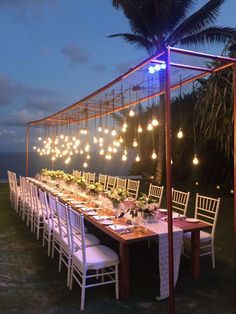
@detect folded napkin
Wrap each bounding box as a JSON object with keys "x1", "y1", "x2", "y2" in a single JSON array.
[
  {"x1": 108, "y1": 224, "x2": 129, "y2": 231},
  {"x1": 81, "y1": 207, "x2": 95, "y2": 212},
  {"x1": 93, "y1": 215, "x2": 110, "y2": 220}
]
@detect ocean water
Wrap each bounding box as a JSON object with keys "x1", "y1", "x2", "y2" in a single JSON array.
[{"x1": 0, "y1": 152, "x2": 134, "y2": 181}]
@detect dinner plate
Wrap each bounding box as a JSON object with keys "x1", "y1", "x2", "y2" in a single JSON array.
[
  {"x1": 101, "y1": 220, "x2": 113, "y2": 225},
  {"x1": 86, "y1": 211, "x2": 97, "y2": 216},
  {"x1": 159, "y1": 208, "x2": 168, "y2": 213},
  {"x1": 108, "y1": 224, "x2": 128, "y2": 231},
  {"x1": 185, "y1": 218, "x2": 199, "y2": 223},
  {"x1": 93, "y1": 215, "x2": 110, "y2": 220}
]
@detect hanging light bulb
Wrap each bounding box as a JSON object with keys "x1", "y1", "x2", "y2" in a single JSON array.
[
  {"x1": 98, "y1": 125, "x2": 102, "y2": 132},
  {"x1": 138, "y1": 124, "x2": 143, "y2": 133},
  {"x1": 192, "y1": 154, "x2": 199, "y2": 165},
  {"x1": 108, "y1": 146, "x2": 112, "y2": 152},
  {"x1": 33, "y1": 146, "x2": 37, "y2": 150},
  {"x1": 83, "y1": 162, "x2": 88, "y2": 168},
  {"x1": 83, "y1": 128, "x2": 88, "y2": 135},
  {"x1": 99, "y1": 148, "x2": 104, "y2": 155},
  {"x1": 51, "y1": 156, "x2": 56, "y2": 161},
  {"x1": 177, "y1": 128, "x2": 184, "y2": 139},
  {"x1": 105, "y1": 153, "x2": 110, "y2": 160},
  {"x1": 152, "y1": 117, "x2": 159, "y2": 126},
  {"x1": 135, "y1": 154, "x2": 140, "y2": 162},
  {"x1": 107, "y1": 153, "x2": 112, "y2": 160},
  {"x1": 60, "y1": 134, "x2": 64, "y2": 139},
  {"x1": 119, "y1": 136, "x2": 123, "y2": 143},
  {"x1": 122, "y1": 122, "x2": 128, "y2": 129},
  {"x1": 113, "y1": 147, "x2": 117, "y2": 153},
  {"x1": 72, "y1": 136, "x2": 76, "y2": 141},
  {"x1": 86, "y1": 154, "x2": 90, "y2": 160},
  {"x1": 122, "y1": 154, "x2": 127, "y2": 161},
  {"x1": 111, "y1": 128, "x2": 116, "y2": 136},
  {"x1": 38, "y1": 137, "x2": 42, "y2": 141},
  {"x1": 80, "y1": 129, "x2": 84, "y2": 135},
  {"x1": 151, "y1": 149, "x2": 157, "y2": 159},
  {"x1": 93, "y1": 136, "x2": 98, "y2": 144},
  {"x1": 99, "y1": 142, "x2": 103, "y2": 147},
  {"x1": 104, "y1": 128, "x2": 109, "y2": 134},
  {"x1": 147, "y1": 122, "x2": 153, "y2": 131},
  {"x1": 133, "y1": 138, "x2": 138, "y2": 147},
  {"x1": 84, "y1": 143, "x2": 90, "y2": 152},
  {"x1": 80, "y1": 149, "x2": 84, "y2": 155},
  {"x1": 171, "y1": 159, "x2": 173, "y2": 165},
  {"x1": 129, "y1": 108, "x2": 135, "y2": 117},
  {"x1": 99, "y1": 136, "x2": 104, "y2": 143}
]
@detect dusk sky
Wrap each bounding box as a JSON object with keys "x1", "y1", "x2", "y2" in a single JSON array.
[{"x1": 0, "y1": 0, "x2": 236, "y2": 152}]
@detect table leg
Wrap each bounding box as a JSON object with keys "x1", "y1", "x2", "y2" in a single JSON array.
[
  {"x1": 191, "y1": 230, "x2": 200, "y2": 278},
  {"x1": 119, "y1": 242, "x2": 129, "y2": 299}
]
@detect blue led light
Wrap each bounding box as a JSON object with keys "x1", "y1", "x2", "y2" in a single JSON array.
[
  {"x1": 148, "y1": 66, "x2": 155, "y2": 74},
  {"x1": 148, "y1": 62, "x2": 166, "y2": 74}
]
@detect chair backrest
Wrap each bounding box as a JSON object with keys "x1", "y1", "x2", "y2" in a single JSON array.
[
  {"x1": 48, "y1": 193, "x2": 58, "y2": 229},
  {"x1": 195, "y1": 193, "x2": 220, "y2": 237},
  {"x1": 106, "y1": 175, "x2": 117, "y2": 191},
  {"x1": 68, "y1": 207, "x2": 86, "y2": 264},
  {"x1": 38, "y1": 188, "x2": 50, "y2": 221},
  {"x1": 127, "y1": 179, "x2": 140, "y2": 199},
  {"x1": 82, "y1": 171, "x2": 89, "y2": 182},
  {"x1": 88, "y1": 172, "x2": 96, "y2": 184},
  {"x1": 148, "y1": 184, "x2": 164, "y2": 207},
  {"x1": 172, "y1": 188, "x2": 190, "y2": 216},
  {"x1": 116, "y1": 177, "x2": 127, "y2": 189},
  {"x1": 73, "y1": 170, "x2": 82, "y2": 178},
  {"x1": 56, "y1": 199, "x2": 70, "y2": 244},
  {"x1": 98, "y1": 174, "x2": 107, "y2": 188},
  {"x1": 31, "y1": 184, "x2": 40, "y2": 215}
]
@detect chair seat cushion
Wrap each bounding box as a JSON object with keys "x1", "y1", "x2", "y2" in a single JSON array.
[
  {"x1": 73, "y1": 245, "x2": 119, "y2": 270},
  {"x1": 183, "y1": 230, "x2": 212, "y2": 241},
  {"x1": 75, "y1": 233, "x2": 100, "y2": 248}
]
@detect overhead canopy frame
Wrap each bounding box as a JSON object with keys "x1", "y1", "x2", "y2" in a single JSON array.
[{"x1": 26, "y1": 46, "x2": 236, "y2": 313}]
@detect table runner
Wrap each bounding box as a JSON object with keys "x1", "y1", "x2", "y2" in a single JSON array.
[{"x1": 146, "y1": 220, "x2": 183, "y2": 300}]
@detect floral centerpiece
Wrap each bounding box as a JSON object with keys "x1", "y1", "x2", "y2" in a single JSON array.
[
  {"x1": 40, "y1": 169, "x2": 65, "y2": 180},
  {"x1": 64, "y1": 174, "x2": 75, "y2": 184},
  {"x1": 125, "y1": 193, "x2": 158, "y2": 220},
  {"x1": 107, "y1": 187, "x2": 128, "y2": 208},
  {"x1": 88, "y1": 182, "x2": 104, "y2": 194},
  {"x1": 75, "y1": 176, "x2": 87, "y2": 190}
]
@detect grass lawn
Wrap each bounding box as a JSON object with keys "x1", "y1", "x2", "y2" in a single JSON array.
[{"x1": 0, "y1": 182, "x2": 235, "y2": 314}]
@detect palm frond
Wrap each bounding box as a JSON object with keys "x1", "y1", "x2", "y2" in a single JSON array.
[
  {"x1": 174, "y1": 27, "x2": 236, "y2": 46},
  {"x1": 108, "y1": 33, "x2": 155, "y2": 53},
  {"x1": 167, "y1": 0, "x2": 226, "y2": 45}
]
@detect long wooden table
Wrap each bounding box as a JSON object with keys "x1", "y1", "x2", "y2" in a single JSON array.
[{"x1": 30, "y1": 178, "x2": 210, "y2": 299}]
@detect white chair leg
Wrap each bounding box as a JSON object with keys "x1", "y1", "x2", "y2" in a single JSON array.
[
  {"x1": 69, "y1": 265, "x2": 74, "y2": 290},
  {"x1": 67, "y1": 257, "x2": 72, "y2": 287},
  {"x1": 81, "y1": 275, "x2": 86, "y2": 311},
  {"x1": 58, "y1": 250, "x2": 62, "y2": 272},
  {"x1": 115, "y1": 265, "x2": 119, "y2": 300},
  {"x1": 212, "y1": 241, "x2": 215, "y2": 269}
]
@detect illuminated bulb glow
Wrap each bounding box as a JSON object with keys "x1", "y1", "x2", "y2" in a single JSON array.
[
  {"x1": 192, "y1": 154, "x2": 199, "y2": 165},
  {"x1": 98, "y1": 125, "x2": 102, "y2": 132},
  {"x1": 86, "y1": 154, "x2": 90, "y2": 160},
  {"x1": 152, "y1": 118, "x2": 159, "y2": 126},
  {"x1": 123, "y1": 122, "x2": 128, "y2": 129},
  {"x1": 147, "y1": 123, "x2": 153, "y2": 131},
  {"x1": 104, "y1": 128, "x2": 109, "y2": 134},
  {"x1": 151, "y1": 150, "x2": 157, "y2": 159},
  {"x1": 33, "y1": 146, "x2": 37, "y2": 150},
  {"x1": 133, "y1": 139, "x2": 138, "y2": 147},
  {"x1": 122, "y1": 154, "x2": 127, "y2": 161},
  {"x1": 83, "y1": 162, "x2": 88, "y2": 168},
  {"x1": 111, "y1": 129, "x2": 116, "y2": 136},
  {"x1": 38, "y1": 137, "x2": 42, "y2": 141},
  {"x1": 138, "y1": 124, "x2": 143, "y2": 133},
  {"x1": 135, "y1": 154, "x2": 140, "y2": 162},
  {"x1": 99, "y1": 149, "x2": 104, "y2": 155},
  {"x1": 177, "y1": 128, "x2": 184, "y2": 139},
  {"x1": 93, "y1": 136, "x2": 98, "y2": 143},
  {"x1": 119, "y1": 136, "x2": 123, "y2": 143},
  {"x1": 129, "y1": 109, "x2": 135, "y2": 117}
]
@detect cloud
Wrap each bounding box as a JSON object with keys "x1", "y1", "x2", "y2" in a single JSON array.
[
  {"x1": 24, "y1": 95, "x2": 61, "y2": 112},
  {"x1": 0, "y1": 109, "x2": 45, "y2": 127},
  {"x1": 0, "y1": 73, "x2": 60, "y2": 110},
  {"x1": 0, "y1": 128, "x2": 15, "y2": 138},
  {"x1": 91, "y1": 64, "x2": 107, "y2": 74},
  {"x1": 62, "y1": 44, "x2": 90, "y2": 64}
]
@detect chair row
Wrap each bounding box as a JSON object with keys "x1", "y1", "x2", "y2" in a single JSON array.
[{"x1": 8, "y1": 174, "x2": 119, "y2": 311}]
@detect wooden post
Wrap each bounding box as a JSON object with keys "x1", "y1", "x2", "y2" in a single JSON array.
[
  {"x1": 165, "y1": 46, "x2": 175, "y2": 313},
  {"x1": 233, "y1": 65, "x2": 236, "y2": 302},
  {"x1": 26, "y1": 124, "x2": 29, "y2": 177}
]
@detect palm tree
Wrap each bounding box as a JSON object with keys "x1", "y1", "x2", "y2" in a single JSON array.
[
  {"x1": 109, "y1": 0, "x2": 236, "y2": 184},
  {"x1": 194, "y1": 39, "x2": 236, "y2": 158}
]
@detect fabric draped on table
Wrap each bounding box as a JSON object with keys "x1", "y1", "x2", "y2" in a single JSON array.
[{"x1": 146, "y1": 220, "x2": 183, "y2": 300}]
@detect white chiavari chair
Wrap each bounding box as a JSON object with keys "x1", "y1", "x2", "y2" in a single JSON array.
[
  {"x1": 68, "y1": 208, "x2": 119, "y2": 311},
  {"x1": 172, "y1": 188, "x2": 190, "y2": 216},
  {"x1": 38, "y1": 188, "x2": 53, "y2": 256},
  {"x1": 127, "y1": 179, "x2": 140, "y2": 199},
  {"x1": 98, "y1": 174, "x2": 107, "y2": 190},
  {"x1": 82, "y1": 171, "x2": 89, "y2": 182},
  {"x1": 183, "y1": 193, "x2": 220, "y2": 269},
  {"x1": 88, "y1": 172, "x2": 96, "y2": 184},
  {"x1": 73, "y1": 170, "x2": 82, "y2": 178},
  {"x1": 31, "y1": 184, "x2": 44, "y2": 240},
  {"x1": 116, "y1": 177, "x2": 127, "y2": 190},
  {"x1": 106, "y1": 175, "x2": 116, "y2": 191},
  {"x1": 148, "y1": 184, "x2": 164, "y2": 207},
  {"x1": 48, "y1": 193, "x2": 61, "y2": 258}
]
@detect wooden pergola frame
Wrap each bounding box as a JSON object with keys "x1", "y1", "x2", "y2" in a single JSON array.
[{"x1": 26, "y1": 46, "x2": 236, "y2": 313}]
